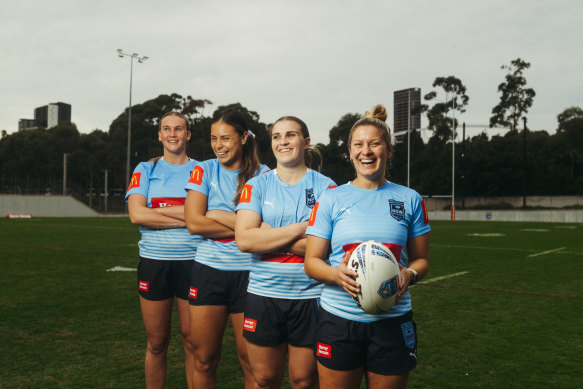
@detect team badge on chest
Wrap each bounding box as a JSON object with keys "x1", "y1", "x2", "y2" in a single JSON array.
[
  {"x1": 305, "y1": 188, "x2": 315, "y2": 208},
  {"x1": 389, "y1": 199, "x2": 405, "y2": 221}
]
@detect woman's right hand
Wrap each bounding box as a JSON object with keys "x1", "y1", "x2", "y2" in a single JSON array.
[{"x1": 336, "y1": 250, "x2": 360, "y2": 298}]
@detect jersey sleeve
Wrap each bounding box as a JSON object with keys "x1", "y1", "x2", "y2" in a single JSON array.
[
  {"x1": 235, "y1": 176, "x2": 263, "y2": 216},
  {"x1": 408, "y1": 192, "x2": 431, "y2": 237},
  {"x1": 185, "y1": 161, "x2": 209, "y2": 196},
  {"x1": 306, "y1": 189, "x2": 333, "y2": 240},
  {"x1": 258, "y1": 164, "x2": 271, "y2": 175},
  {"x1": 125, "y1": 162, "x2": 150, "y2": 202}
]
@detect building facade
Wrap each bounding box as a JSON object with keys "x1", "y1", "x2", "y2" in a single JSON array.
[
  {"x1": 393, "y1": 88, "x2": 421, "y2": 140},
  {"x1": 33, "y1": 102, "x2": 71, "y2": 128}
]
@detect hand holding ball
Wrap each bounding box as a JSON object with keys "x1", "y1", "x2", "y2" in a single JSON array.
[{"x1": 348, "y1": 240, "x2": 401, "y2": 315}]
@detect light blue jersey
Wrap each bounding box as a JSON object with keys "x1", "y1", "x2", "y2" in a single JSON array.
[
  {"x1": 125, "y1": 158, "x2": 201, "y2": 260},
  {"x1": 306, "y1": 181, "x2": 430, "y2": 322},
  {"x1": 236, "y1": 169, "x2": 336, "y2": 299},
  {"x1": 185, "y1": 158, "x2": 270, "y2": 271}
]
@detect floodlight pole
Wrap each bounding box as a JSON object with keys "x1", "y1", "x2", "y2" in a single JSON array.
[
  {"x1": 522, "y1": 117, "x2": 527, "y2": 208},
  {"x1": 117, "y1": 49, "x2": 148, "y2": 190},
  {"x1": 451, "y1": 95, "x2": 456, "y2": 221},
  {"x1": 63, "y1": 153, "x2": 70, "y2": 195},
  {"x1": 407, "y1": 90, "x2": 411, "y2": 187}
]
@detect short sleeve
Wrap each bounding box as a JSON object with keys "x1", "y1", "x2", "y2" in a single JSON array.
[
  {"x1": 408, "y1": 193, "x2": 431, "y2": 237},
  {"x1": 306, "y1": 189, "x2": 333, "y2": 240},
  {"x1": 125, "y1": 162, "x2": 150, "y2": 202},
  {"x1": 185, "y1": 161, "x2": 210, "y2": 196},
  {"x1": 236, "y1": 176, "x2": 263, "y2": 216}
]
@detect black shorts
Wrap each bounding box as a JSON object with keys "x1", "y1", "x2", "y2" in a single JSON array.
[
  {"x1": 137, "y1": 257, "x2": 194, "y2": 301},
  {"x1": 243, "y1": 293, "x2": 320, "y2": 347},
  {"x1": 188, "y1": 261, "x2": 249, "y2": 313},
  {"x1": 315, "y1": 310, "x2": 417, "y2": 375}
]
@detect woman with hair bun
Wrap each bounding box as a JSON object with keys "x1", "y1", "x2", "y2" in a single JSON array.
[
  {"x1": 235, "y1": 116, "x2": 336, "y2": 388},
  {"x1": 126, "y1": 112, "x2": 200, "y2": 389},
  {"x1": 304, "y1": 104, "x2": 430, "y2": 388},
  {"x1": 184, "y1": 109, "x2": 269, "y2": 389}
]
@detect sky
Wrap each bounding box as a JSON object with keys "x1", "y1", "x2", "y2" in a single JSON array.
[{"x1": 2, "y1": 0, "x2": 582, "y2": 145}]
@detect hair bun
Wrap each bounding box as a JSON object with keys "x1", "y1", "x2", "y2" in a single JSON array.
[{"x1": 364, "y1": 104, "x2": 388, "y2": 122}]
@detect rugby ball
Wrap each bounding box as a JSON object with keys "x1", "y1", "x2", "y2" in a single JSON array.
[{"x1": 348, "y1": 240, "x2": 401, "y2": 315}]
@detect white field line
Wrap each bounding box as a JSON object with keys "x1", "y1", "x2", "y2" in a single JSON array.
[
  {"x1": 432, "y1": 244, "x2": 582, "y2": 257},
  {"x1": 412, "y1": 271, "x2": 469, "y2": 287},
  {"x1": 528, "y1": 247, "x2": 566, "y2": 258},
  {"x1": 106, "y1": 266, "x2": 136, "y2": 272}
]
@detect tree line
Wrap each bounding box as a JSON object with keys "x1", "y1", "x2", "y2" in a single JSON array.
[{"x1": 1, "y1": 59, "x2": 581, "y2": 212}]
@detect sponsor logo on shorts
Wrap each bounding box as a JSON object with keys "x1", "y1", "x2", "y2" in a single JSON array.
[
  {"x1": 128, "y1": 173, "x2": 141, "y2": 190},
  {"x1": 189, "y1": 165, "x2": 204, "y2": 185},
  {"x1": 243, "y1": 318, "x2": 257, "y2": 332},
  {"x1": 189, "y1": 287, "x2": 198, "y2": 299},
  {"x1": 138, "y1": 280, "x2": 149, "y2": 292},
  {"x1": 316, "y1": 342, "x2": 332, "y2": 358}
]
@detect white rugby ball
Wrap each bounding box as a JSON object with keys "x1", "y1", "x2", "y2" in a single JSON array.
[{"x1": 348, "y1": 240, "x2": 401, "y2": 315}]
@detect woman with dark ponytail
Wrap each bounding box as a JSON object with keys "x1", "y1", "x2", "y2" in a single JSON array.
[{"x1": 184, "y1": 110, "x2": 269, "y2": 388}]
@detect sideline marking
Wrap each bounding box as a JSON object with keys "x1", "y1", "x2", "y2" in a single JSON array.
[
  {"x1": 419, "y1": 271, "x2": 469, "y2": 284},
  {"x1": 528, "y1": 247, "x2": 565, "y2": 257},
  {"x1": 467, "y1": 233, "x2": 505, "y2": 237},
  {"x1": 417, "y1": 283, "x2": 582, "y2": 301},
  {"x1": 521, "y1": 228, "x2": 550, "y2": 232},
  {"x1": 106, "y1": 266, "x2": 136, "y2": 272},
  {"x1": 409, "y1": 271, "x2": 469, "y2": 288}
]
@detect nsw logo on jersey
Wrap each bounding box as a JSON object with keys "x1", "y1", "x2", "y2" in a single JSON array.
[
  {"x1": 305, "y1": 188, "x2": 316, "y2": 208},
  {"x1": 189, "y1": 165, "x2": 204, "y2": 185},
  {"x1": 239, "y1": 184, "x2": 253, "y2": 203},
  {"x1": 128, "y1": 173, "x2": 141, "y2": 190},
  {"x1": 389, "y1": 199, "x2": 405, "y2": 221}
]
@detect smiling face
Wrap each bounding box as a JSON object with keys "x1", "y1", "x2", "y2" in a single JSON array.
[
  {"x1": 349, "y1": 124, "x2": 392, "y2": 187},
  {"x1": 210, "y1": 120, "x2": 248, "y2": 170},
  {"x1": 271, "y1": 119, "x2": 310, "y2": 168},
  {"x1": 158, "y1": 114, "x2": 190, "y2": 156}
]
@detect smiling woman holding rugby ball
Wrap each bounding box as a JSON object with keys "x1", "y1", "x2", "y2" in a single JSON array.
[{"x1": 304, "y1": 104, "x2": 431, "y2": 389}]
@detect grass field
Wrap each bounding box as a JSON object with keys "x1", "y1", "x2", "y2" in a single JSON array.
[{"x1": 0, "y1": 218, "x2": 582, "y2": 388}]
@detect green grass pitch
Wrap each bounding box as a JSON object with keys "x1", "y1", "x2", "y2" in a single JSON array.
[{"x1": 0, "y1": 218, "x2": 581, "y2": 388}]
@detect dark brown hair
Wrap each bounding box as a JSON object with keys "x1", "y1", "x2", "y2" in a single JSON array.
[{"x1": 214, "y1": 110, "x2": 261, "y2": 204}]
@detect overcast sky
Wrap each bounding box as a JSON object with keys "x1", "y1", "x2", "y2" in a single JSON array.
[{"x1": 2, "y1": 0, "x2": 581, "y2": 144}]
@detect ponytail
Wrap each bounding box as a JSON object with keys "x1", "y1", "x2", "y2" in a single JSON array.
[{"x1": 213, "y1": 110, "x2": 261, "y2": 205}]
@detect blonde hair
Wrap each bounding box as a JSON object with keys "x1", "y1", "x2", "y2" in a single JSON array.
[
  {"x1": 269, "y1": 116, "x2": 323, "y2": 171},
  {"x1": 347, "y1": 104, "x2": 392, "y2": 151}
]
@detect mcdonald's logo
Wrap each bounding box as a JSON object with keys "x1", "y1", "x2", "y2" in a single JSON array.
[
  {"x1": 128, "y1": 173, "x2": 141, "y2": 190},
  {"x1": 308, "y1": 202, "x2": 319, "y2": 226},
  {"x1": 189, "y1": 165, "x2": 204, "y2": 185},
  {"x1": 239, "y1": 184, "x2": 253, "y2": 203}
]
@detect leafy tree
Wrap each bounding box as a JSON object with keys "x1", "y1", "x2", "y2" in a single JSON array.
[
  {"x1": 421, "y1": 76, "x2": 469, "y2": 142},
  {"x1": 490, "y1": 58, "x2": 536, "y2": 131},
  {"x1": 556, "y1": 106, "x2": 583, "y2": 181},
  {"x1": 320, "y1": 113, "x2": 360, "y2": 185}
]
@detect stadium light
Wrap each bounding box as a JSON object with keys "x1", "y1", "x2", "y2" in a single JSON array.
[{"x1": 117, "y1": 49, "x2": 148, "y2": 191}]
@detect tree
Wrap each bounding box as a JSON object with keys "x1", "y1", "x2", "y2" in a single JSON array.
[
  {"x1": 490, "y1": 58, "x2": 536, "y2": 131},
  {"x1": 421, "y1": 76, "x2": 469, "y2": 142},
  {"x1": 320, "y1": 113, "x2": 360, "y2": 185}
]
